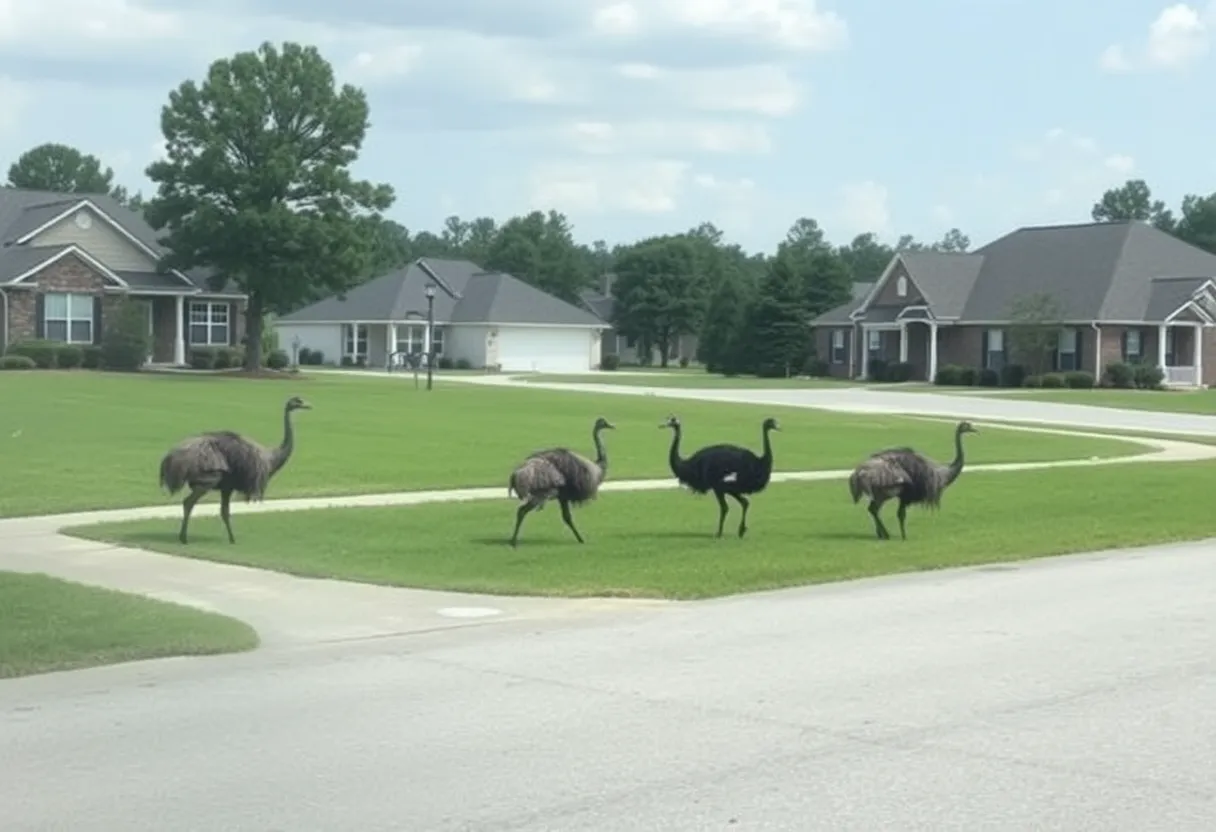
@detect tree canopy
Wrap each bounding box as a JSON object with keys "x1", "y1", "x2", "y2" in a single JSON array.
[{"x1": 6, "y1": 142, "x2": 141, "y2": 207}]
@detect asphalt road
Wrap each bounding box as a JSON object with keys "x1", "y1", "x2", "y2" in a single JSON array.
[{"x1": 4, "y1": 542, "x2": 1215, "y2": 831}]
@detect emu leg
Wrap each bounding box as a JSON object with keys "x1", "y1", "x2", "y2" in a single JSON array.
[
  {"x1": 219, "y1": 488, "x2": 236, "y2": 544},
  {"x1": 732, "y1": 493, "x2": 751, "y2": 538},
  {"x1": 179, "y1": 487, "x2": 208, "y2": 544},
  {"x1": 558, "y1": 498, "x2": 585, "y2": 544},
  {"x1": 713, "y1": 489, "x2": 729, "y2": 537},
  {"x1": 896, "y1": 501, "x2": 909, "y2": 541},
  {"x1": 867, "y1": 499, "x2": 890, "y2": 540},
  {"x1": 510, "y1": 501, "x2": 537, "y2": 546}
]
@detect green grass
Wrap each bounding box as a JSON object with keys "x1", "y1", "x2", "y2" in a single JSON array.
[
  {"x1": 66, "y1": 462, "x2": 1216, "y2": 600},
  {"x1": 0, "y1": 571, "x2": 258, "y2": 678},
  {"x1": 0, "y1": 371, "x2": 1146, "y2": 518},
  {"x1": 1003, "y1": 388, "x2": 1216, "y2": 414},
  {"x1": 524, "y1": 373, "x2": 860, "y2": 388}
]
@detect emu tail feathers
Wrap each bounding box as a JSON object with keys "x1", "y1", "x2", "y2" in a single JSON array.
[{"x1": 848, "y1": 470, "x2": 866, "y2": 504}]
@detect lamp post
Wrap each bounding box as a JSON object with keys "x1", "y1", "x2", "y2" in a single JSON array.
[
  {"x1": 424, "y1": 283, "x2": 435, "y2": 391},
  {"x1": 291, "y1": 335, "x2": 301, "y2": 368}
]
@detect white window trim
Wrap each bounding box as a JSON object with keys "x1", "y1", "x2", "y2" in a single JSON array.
[
  {"x1": 188, "y1": 301, "x2": 230, "y2": 346},
  {"x1": 866, "y1": 329, "x2": 881, "y2": 351},
  {"x1": 984, "y1": 327, "x2": 1005, "y2": 370},
  {"x1": 1125, "y1": 329, "x2": 1142, "y2": 359},
  {"x1": 830, "y1": 329, "x2": 846, "y2": 364},
  {"x1": 895, "y1": 275, "x2": 908, "y2": 297},
  {"x1": 344, "y1": 323, "x2": 369, "y2": 357},
  {"x1": 430, "y1": 325, "x2": 445, "y2": 356},
  {"x1": 44, "y1": 292, "x2": 94, "y2": 344},
  {"x1": 1058, "y1": 327, "x2": 1078, "y2": 354},
  {"x1": 394, "y1": 323, "x2": 424, "y2": 354}
]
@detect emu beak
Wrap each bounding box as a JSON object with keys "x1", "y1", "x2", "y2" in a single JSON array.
[
  {"x1": 299, "y1": 402, "x2": 312, "y2": 410},
  {"x1": 605, "y1": 422, "x2": 616, "y2": 430}
]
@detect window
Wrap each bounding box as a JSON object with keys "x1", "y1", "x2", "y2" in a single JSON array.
[
  {"x1": 867, "y1": 329, "x2": 881, "y2": 355},
  {"x1": 830, "y1": 329, "x2": 846, "y2": 364},
  {"x1": 984, "y1": 328, "x2": 1005, "y2": 370},
  {"x1": 895, "y1": 275, "x2": 908, "y2": 297},
  {"x1": 44, "y1": 292, "x2": 94, "y2": 343},
  {"x1": 1122, "y1": 328, "x2": 1142, "y2": 363},
  {"x1": 189, "y1": 301, "x2": 229, "y2": 345},
  {"x1": 395, "y1": 324, "x2": 424, "y2": 354},
  {"x1": 430, "y1": 326, "x2": 445, "y2": 356},
  {"x1": 1056, "y1": 327, "x2": 1078, "y2": 371},
  {"x1": 344, "y1": 323, "x2": 369, "y2": 358}
]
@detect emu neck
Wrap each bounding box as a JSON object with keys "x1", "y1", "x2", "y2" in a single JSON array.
[
  {"x1": 667, "y1": 426, "x2": 684, "y2": 476},
  {"x1": 945, "y1": 428, "x2": 966, "y2": 486},
  {"x1": 592, "y1": 426, "x2": 609, "y2": 474},
  {"x1": 759, "y1": 425, "x2": 775, "y2": 468},
  {"x1": 269, "y1": 407, "x2": 295, "y2": 476}
]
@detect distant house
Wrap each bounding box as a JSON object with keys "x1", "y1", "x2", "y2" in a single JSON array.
[
  {"x1": 812, "y1": 220, "x2": 1216, "y2": 387},
  {"x1": 276, "y1": 257, "x2": 609, "y2": 372},
  {"x1": 0, "y1": 187, "x2": 247, "y2": 362},
  {"x1": 580, "y1": 273, "x2": 700, "y2": 365}
]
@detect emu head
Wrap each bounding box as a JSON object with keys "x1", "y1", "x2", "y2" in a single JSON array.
[
  {"x1": 956, "y1": 420, "x2": 977, "y2": 435},
  {"x1": 286, "y1": 396, "x2": 312, "y2": 412},
  {"x1": 763, "y1": 417, "x2": 781, "y2": 432},
  {"x1": 659, "y1": 414, "x2": 681, "y2": 430},
  {"x1": 593, "y1": 416, "x2": 615, "y2": 432}
]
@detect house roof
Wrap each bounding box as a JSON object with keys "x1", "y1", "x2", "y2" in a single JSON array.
[
  {"x1": 846, "y1": 220, "x2": 1216, "y2": 325},
  {"x1": 811, "y1": 281, "x2": 874, "y2": 325},
  {"x1": 278, "y1": 257, "x2": 607, "y2": 327},
  {"x1": 0, "y1": 187, "x2": 242, "y2": 295},
  {"x1": 579, "y1": 288, "x2": 615, "y2": 322}
]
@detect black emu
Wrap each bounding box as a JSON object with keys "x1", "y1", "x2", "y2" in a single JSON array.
[
  {"x1": 159, "y1": 396, "x2": 311, "y2": 544},
  {"x1": 507, "y1": 416, "x2": 614, "y2": 546},
  {"x1": 848, "y1": 419, "x2": 977, "y2": 540},
  {"x1": 661, "y1": 414, "x2": 779, "y2": 538}
]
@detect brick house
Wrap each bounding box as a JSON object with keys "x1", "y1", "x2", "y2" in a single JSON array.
[
  {"x1": 812, "y1": 220, "x2": 1216, "y2": 387},
  {"x1": 0, "y1": 187, "x2": 247, "y2": 363}
]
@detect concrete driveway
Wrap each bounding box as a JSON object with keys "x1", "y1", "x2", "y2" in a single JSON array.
[{"x1": 4, "y1": 377, "x2": 1216, "y2": 830}]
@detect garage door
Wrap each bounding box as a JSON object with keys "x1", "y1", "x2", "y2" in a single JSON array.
[{"x1": 496, "y1": 327, "x2": 593, "y2": 373}]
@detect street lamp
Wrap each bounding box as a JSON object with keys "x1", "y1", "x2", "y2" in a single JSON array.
[
  {"x1": 291, "y1": 335, "x2": 301, "y2": 368},
  {"x1": 424, "y1": 283, "x2": 436, "y2": 391}
]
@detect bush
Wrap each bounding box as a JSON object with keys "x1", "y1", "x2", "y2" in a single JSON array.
[
  {"x1": 55, "y1": 345, "x2": 83, "y2": 368},
  {"x1": 189, "y1": 347, "x2": 216, "y2": 370},
  {"x1": 99, "y1": 298, "x2": 152, "y2": 371},
  {"x1": 1022, "y1": 374, "x2": 1043, "y2": 388},
  {"x1": 1040, "y1": 372, "x2": 1066, "y2": 388},
  {"x1": 81, "y1": 345, "x2": 102, "y2": 369},
  {"x1": 1133, "y1": 363, "x2": 1164, "y2": 390},
  {"x1": 955, "y1": 366, "x2": 978, "y2": 386},
  {"x1": 1064, "y1": 370, "x2": 1095, "y2": 389},
  {"x1": 298, "y1": 347, "x2": 324, "y2": 366},
  {"x1": 9, "y1": 339, "x2": 59, "y2": 368},
  {"x1": 885, "y1": 361, "x2": 915, "y2": 382},
  {"x1": 678, "y1": 355, "x2": 690, "y2": 368},
  {"x1": 211, "y1": 346, "x2": 233, "y2": 369},
  {"x1": 455, "y1": 357, "x2": 473, "y2": 370},
  {"x1": 1102, "y1": 361, "x2": 1134, "y2": 389},
  {"x1": 933, "y1": 364, "x2": 961, "y2": 385},
  {"x1": 977, "y1": 367, "x2": 1000, "y2": 387},
  {"x1": 437, "y1": 355, "x2": 454, "y2": 370},
  {"x1": 867, "y1": 358, "x2": 888, "y2": 381},
  {"x1": 600, "y1": 353, "x2": 621, "y2": 370},
  {"x1": 804, "y1": 358, "x2": 829, "y2": 377},
  {"x1": 265, "y1": 348, "x2": 290, "y2": 369},
  {"x1": 0, "y1": 354, "x2": 35, "y2": 370},
  {"x1": 999, "y1": 363, "x2": 1026, "y2": 388}
]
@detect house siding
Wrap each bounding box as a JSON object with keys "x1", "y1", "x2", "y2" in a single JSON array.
[
  {"x1": 26, "y1": 206, "x2": 159, "y2": 272},
  {"x1": 814, "y1": 325, "x2": 855, "y2": 378},
  {"x1": 871, "y1": 261, "x2": 924, "y2": 308}
]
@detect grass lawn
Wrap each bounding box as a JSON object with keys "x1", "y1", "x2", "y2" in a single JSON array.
[
  {"x1": 66, "y1": 461, "x2": 1216, "y2": 600},
  {"x1": 524, "y1": 373, "x2": 861, "y2": 388},
  {"x1": 0, "y1": 571, "x2": 258, "y2": 678},
  {"x1": 0, "y1": 371, "x2": 1145, "y2": 517},
  {"x1": 1003, "y1": 388, "x2": 1216, "y2": 414}
]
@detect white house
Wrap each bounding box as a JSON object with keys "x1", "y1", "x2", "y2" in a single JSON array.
[{"x1": 275, "y1": 257, "x2": 609, "y2": 372}]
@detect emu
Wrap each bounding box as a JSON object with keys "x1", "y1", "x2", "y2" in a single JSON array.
[
  {"x1": 661, "y1": 414, "x2": 779, "y2": 538},
  {"x1": 848, "y1": 419, "x2": 978, "y2": 541},
  {"x1": 507, "y1": 416, "x2": 614, "y2": 546},
  {"x1": 158, "y1": 396, "x2": 311, "y2": 544}
]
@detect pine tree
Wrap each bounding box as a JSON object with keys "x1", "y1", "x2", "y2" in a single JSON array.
[{"x1": 745, "y1": 255, "x2": 812, "y2": 378}]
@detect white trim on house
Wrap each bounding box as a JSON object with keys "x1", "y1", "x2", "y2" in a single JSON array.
[
  {"x1": 279, "y1": 319, "x2": 606, "y2": 329},
  {"x1": 1163, "y1": 300, "x2": 1216, "y2": 324},
  {"x1": 14, "y1": 198, "x2": 198, "y2": 288},
  {"x1": 4, "y1": 244, "x2": 130, "y2": 288},
  {"x1": 895, "y1": 304, "x2": 935, "y2": 321},
  {"x1": 101, "y1": 287, "x2": 198, "y2": 296},
  {"x1": 849, "y1": 255, "x2": 903, "y2": 321},
  {"x1": 187, "y1": 299, "x2": 232, "y2": 346}
]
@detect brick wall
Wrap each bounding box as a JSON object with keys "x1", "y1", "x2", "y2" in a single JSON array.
[{"x1": 6, "y1": 254, "x2": 112, "y2": 342}]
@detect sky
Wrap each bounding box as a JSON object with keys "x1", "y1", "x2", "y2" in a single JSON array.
[{"x1": 0, "y1": 1, "x2": 1212, "y2": 255}]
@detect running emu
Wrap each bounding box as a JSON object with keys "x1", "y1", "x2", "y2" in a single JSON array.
[
  {"x1": 159, "y1": 396, "x2": 312, "y2": 544},
  {"x1": 848, "y1": 419, "x2": 978, "y2": 541},
  {"x1": 661, "y1": 414, "x2": 780, "y2": 538},
  {"x1": 507, "y1": 416, "x2": 615, "y2": 546}
]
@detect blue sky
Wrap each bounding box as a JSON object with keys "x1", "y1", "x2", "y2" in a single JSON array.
[{"x1": 0, "y1": 0, "x2": 1211, "y2": 255}]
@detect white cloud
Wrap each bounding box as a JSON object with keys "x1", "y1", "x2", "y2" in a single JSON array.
[
  {"x1": 1104, "y1": 153, "x2": 1135, "y2": 174},
  {"x1": 0, "y1": 77, "x2": 30, "y2": 136},
  {"x1": 528, "y1": 159, "x2": 690, "y2": 214},
  {"x1": 349, "y1": 44, "x2": 422, "y2": 82},
  {"x1": 930, "y1": 204, "x2": 953, "y2": 224},
  {"x1": 591, "y1": 0, "x2": 848, "y2": 51},
  {"x1": 592, "y1": 3, "x2": 640, "y2": 35},
  {"x1": 0, "y1": 0, "x2": 184, "y2": 49},
  {"x1": 838, "y1": 180, "x2": 890, "y2": 235},
  {"x1": 560, "y1": 120, "x2": 771, "y2": 155},
  {"x1": 618, "y1": 63, "x2": 801, "y2": 116},
  {"x1": 1099, "y1": 2, "x2": 1213, "y2": 72}
]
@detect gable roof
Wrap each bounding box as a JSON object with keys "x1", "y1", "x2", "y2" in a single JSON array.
[
  {"x1": 849, "y1": 221, "x2": 1216, "y2": 324},
  {"x1": 811, "y1": 281, "x2": 874, "y2": 326},
  {"x1": 278, "y1": 258, "x2": 607, "y2": 327},
  {"x1": 0, "y1": 187, "x2": 241, "y2": 294}
]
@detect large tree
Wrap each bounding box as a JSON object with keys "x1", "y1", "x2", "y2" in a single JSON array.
[
  {"x1": 1091, "y1": 179, "x2": 1176, "y2": 230},
  {"x1": 144, "y1": 41, "x2": 394, "y2": 369},
  {"x1": 611, "y1": 236, "x2": 706, "y2": 366},
  {"x1": 6, "y1": 142, "x2": 140, "y2": 205},
  {"x1": 1175, "y1": 193, "x2": 1216, "y2": 255},
  {"x1": 483, "y1": 210, "x2": 591, "y2": 303},
  {"x1": 743, "y1": 253, "x2": 812, "y2": 378}
]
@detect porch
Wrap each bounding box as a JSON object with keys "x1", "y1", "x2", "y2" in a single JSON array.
[{"x1": 340, "y1": 320, "x2": 444, "y2": 368}]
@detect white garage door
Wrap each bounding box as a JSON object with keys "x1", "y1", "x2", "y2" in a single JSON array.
[{"x1": 496, "y1": 327, "x2": 593, "y2": 373}]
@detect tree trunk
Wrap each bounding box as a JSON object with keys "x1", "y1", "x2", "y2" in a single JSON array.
[
  {"x1": 657, "y1": 328, "x2": 671, "y2": 367},
  {"x1": 244, "y1": 294, "x2": 264, "y2": 371}
]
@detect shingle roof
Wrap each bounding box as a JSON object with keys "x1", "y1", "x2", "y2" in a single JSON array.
[
  {"x1": 0, "y1": 187, "x2": 239, "y2": 294},
  {"x1": 898, "y1": 252, "x2": 983, "y2": 318},
  {"x1": 279, "y1": 258, "x2": 606, "y2": 327},
  {"x1": 811, "y1": 281, "x2": 873, "y2": 326},
  {"x1": 0, "y1": 243, "x2": 73, "y2": 283},
  {"x1": 579, "y1": 288, "x2": 614, "y2": 322}
]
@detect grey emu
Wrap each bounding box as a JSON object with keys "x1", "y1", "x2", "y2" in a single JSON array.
[
  {"x1": 507, "y1": 416, "x2": 614, "y2": 546},
  {"x1": 848, "y1": 420, "x2": 978, "y2": 540},
  {"x1": 159, "y1": 395, "x2": 311, "y2": 544}
]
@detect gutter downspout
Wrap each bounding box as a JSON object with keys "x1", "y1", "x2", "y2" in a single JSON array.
[
  {"x1": 0, "y1": 287, "x2": 8, "y2": 356},
  {"x1": 1090, "y1": 321, "x2": 1102, "y2": 384}
]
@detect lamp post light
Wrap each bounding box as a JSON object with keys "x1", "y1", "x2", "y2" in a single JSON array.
[{"x1": 424, "y1": 283, "x2": 436, "y2": 391}]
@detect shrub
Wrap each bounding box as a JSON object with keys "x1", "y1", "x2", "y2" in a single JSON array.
[
  {"x1": 885, "y1": 361, "x2": 915, "y2": 382},
  {"x1": 678, "y1": 355, "x2": 690, "y2": 368},
  {"x1": 1133, "y1": 363, "x2": 1164, "y2": 390},
  {"x1": 81, "y1": 345, "x2": 102, "y2": 369},
  {"x1": 1064, "y1": 370, "x2": 1095, "y2": 389},
  {"x1": 189, "y1": 347, "x2": 216, "y2": 370},
  {"x1": 955, "y1": 366, "x2": 978, "y2": 386},
  {"x1": 437, "y1": 355, "x2": 455, "y2": 370},
  {"x1": 265, "y1": 348, "x2": 289, "y2": 369},
  {"x1": 0, "y1": 354, "x2": 35, "y2": 370},
  {"x1": 341, "y1": 355, "x2": 354, "y2": 366},
  {"x1": 1040, "y1": 372, "x2": 1066, "y2": 388},
  {"x1": 1022, "y1": 374, "x2": 1043, "y2": 388},
  {"x1": 999, "y1": 363, "x2": 1026, "y2": 388},
  {"x1": 211, "y1": 347, "x2": 233, "y2": 369},
  {"x1": 99, "y1": 298, "x2": 152, "y2": 372},
  {"x1": 9, "y1": 339, "x2": 59, "y2": 368},
  {"x1": 867, "y1": 358, "x2": 889, "y2": 381},
  {"x1": 804, "y1": 358, "x2": 829, "y2": 377},
  {"x1": 600, "y1": 353, "x2": 621, "y2": 370},
  {"x1": 1102, "y1": 361, "x2": 1134, "y2": 389},
  {"x1": 933, "y1": 364, "x2": 961, "y2": 385},
  {"x1": 55, "y1": 345, "x2": 83, "y2": 368},
  {"x1": 977, "y1": 367, "x2": 1000, "y2": 386},
  {"x1": 299, "y1": 347, "x2": 324, "y2": 366},
  {"x1": 455, "y1": 357, "x2": 473, "y2": 370}
]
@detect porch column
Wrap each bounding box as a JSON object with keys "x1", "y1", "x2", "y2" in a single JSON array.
[
  {"x1": 928, "y1": 322, "x2": 939, "y2": 382},
  {"x1": 173, "y1": 295, "x2": 186, "y2": 365},
  {"x1": 898, "y1": 322, "x2": 909, "y2": 362},
  {"x1": 423, "y1": 322, "x2": 432, "y2": 362},
  {"x1": 1195, "y1": 323, "x2": 1204, "y2": 387},
  {"x1": 1157, "y1": 324, "x2": 1167, "y2": 375},
  {"x1": 388, "y1": 322, "x2": 398, "y2": 367},
  {"x1": 857, "y1": 325, "x2": 869, "y2": 379}
]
